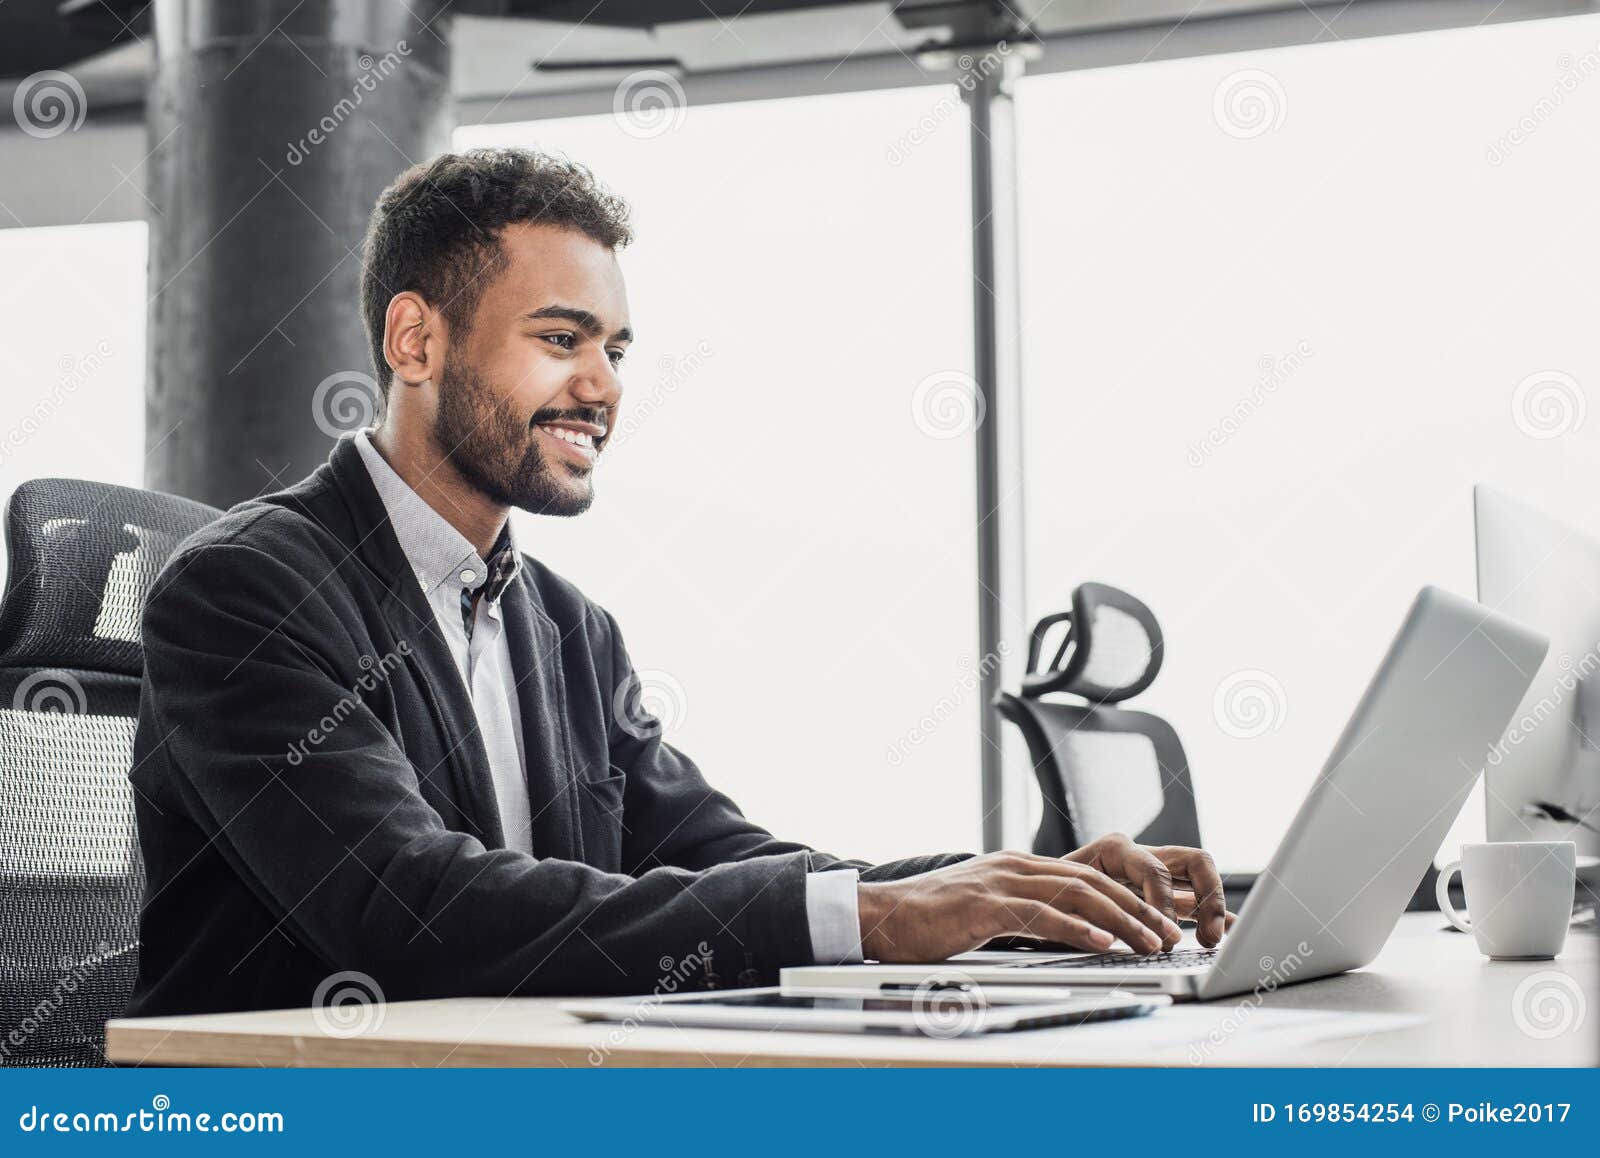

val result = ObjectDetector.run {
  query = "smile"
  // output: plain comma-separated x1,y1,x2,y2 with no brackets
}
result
536,421,604,462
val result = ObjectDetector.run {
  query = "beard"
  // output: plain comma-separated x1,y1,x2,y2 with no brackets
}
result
431,349,596,518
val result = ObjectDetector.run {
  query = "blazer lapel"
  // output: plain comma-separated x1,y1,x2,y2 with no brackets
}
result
500,576,583,862
379,581,508,851
321,437,507,851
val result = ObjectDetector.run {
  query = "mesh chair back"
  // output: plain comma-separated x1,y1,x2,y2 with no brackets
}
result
995,694,1202,855
1022,582,1164,703
0,479,219,1067
996,582,1202,856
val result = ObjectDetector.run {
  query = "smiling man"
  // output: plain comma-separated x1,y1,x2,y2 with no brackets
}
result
127,148,1229,1015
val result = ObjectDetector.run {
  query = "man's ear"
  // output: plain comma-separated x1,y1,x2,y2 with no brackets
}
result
382,291,443,388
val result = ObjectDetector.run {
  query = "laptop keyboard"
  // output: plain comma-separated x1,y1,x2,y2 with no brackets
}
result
999,947,1219,971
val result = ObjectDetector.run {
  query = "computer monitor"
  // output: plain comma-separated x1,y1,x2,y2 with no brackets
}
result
1473,485,1600,858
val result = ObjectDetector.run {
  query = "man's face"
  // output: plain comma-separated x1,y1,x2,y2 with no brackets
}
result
433,222,631,517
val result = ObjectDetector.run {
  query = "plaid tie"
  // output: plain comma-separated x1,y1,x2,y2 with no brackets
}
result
459,527,519,641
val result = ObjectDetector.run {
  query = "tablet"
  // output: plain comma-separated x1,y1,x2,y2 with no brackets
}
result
561,986,1167,1036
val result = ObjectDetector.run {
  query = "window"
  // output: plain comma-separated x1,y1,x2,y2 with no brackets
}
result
1015,16,1600,867
0,221,148,516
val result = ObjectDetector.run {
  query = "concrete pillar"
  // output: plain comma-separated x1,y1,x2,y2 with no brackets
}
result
145,0,452,508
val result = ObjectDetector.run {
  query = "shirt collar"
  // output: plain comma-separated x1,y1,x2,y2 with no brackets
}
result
351,430,522,602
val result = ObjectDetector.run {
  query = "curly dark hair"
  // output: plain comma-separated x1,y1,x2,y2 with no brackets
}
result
359,147,633,394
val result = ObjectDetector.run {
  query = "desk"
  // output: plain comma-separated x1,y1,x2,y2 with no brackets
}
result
106,915,1596,1067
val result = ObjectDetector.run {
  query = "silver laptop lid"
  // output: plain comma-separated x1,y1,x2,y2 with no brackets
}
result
1198,585,1548,999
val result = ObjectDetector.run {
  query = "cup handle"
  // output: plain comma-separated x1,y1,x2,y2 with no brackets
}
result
1436,860,1472,932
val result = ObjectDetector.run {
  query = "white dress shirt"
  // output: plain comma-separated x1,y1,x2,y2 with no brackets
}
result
353,431,862,963
355,431,534,853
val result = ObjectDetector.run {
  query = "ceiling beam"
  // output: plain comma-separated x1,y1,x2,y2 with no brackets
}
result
3,0,1596,229
453,0,1598,123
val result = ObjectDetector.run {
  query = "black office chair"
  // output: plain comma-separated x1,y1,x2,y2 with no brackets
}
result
0,478,220,1067
995,582,1205,858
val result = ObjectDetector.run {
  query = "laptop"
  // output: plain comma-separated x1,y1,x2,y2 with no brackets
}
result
786,586,1547,1002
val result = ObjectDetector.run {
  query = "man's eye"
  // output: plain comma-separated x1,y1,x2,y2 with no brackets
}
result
542,333,575,350
608,348,627,366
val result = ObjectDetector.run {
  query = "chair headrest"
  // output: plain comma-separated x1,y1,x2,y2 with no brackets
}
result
0,479,222,678
1020,581,1163,704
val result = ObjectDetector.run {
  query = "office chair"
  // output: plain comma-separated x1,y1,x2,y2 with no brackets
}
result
0,478,220,1066
995,583,1446,912
995,583,1205,860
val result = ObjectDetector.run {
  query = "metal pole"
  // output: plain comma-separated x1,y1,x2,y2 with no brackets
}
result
145,0,453,508
961,47,1028,851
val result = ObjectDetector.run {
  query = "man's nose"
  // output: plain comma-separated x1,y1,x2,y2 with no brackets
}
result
572,347,622,408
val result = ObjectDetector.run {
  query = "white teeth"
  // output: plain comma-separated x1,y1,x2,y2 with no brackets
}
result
541,424,595,450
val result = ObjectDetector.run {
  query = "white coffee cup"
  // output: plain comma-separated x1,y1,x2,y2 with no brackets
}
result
1435,841,1576,960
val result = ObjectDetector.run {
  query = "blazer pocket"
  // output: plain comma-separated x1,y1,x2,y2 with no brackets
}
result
577,772,626,873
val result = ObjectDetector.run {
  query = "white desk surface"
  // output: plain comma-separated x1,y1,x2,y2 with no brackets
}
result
106,914,1596,1068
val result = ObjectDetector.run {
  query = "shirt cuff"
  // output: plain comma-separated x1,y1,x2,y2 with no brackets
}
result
804,868,863,964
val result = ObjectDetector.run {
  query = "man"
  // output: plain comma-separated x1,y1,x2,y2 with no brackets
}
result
128,148,1230,1016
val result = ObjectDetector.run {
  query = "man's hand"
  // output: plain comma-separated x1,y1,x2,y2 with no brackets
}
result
857,848,1186,963
856,835,1237,963
1062,832,1235,948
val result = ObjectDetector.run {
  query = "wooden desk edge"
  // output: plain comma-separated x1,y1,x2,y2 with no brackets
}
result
105,1021,1163,1069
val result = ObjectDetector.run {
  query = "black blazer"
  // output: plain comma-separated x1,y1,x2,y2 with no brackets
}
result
127,436,966,1016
